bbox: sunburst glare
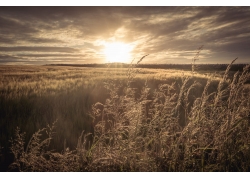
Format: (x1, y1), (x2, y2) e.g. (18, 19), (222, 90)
(103, 42), (133, 63)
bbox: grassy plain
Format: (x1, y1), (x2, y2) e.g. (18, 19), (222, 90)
(0, 62), (250, 171)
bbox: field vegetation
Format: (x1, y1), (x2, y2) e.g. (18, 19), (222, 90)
(0, 58), (250, 171)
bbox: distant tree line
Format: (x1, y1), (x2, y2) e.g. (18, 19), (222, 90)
(46, 63), (249, 72)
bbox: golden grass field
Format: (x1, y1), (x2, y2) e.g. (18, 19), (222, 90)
(0, 62), (250, 171)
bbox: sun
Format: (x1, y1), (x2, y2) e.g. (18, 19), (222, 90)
(103, 42), (133, 63)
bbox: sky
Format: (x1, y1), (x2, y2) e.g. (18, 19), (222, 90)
(0, 5), (250, 65)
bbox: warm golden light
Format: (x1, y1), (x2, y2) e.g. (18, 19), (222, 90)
(103, 42), (133, 63)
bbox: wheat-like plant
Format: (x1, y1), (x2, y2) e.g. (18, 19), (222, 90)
(6, 54), (250, 171)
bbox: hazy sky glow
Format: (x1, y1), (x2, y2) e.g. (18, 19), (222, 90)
(0, 6), (250, 65)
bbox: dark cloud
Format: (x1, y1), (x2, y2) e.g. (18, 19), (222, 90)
(212, 37), (250, 53)
(18, 53), (83, 57)
(215, 7), (250, 24)
(0, 16), (38, 35)
(0, 46), (80, 53)
(0, 54), (24, 60)
(0, 36), (65, 44)
(0, 54), (29, 64)
(25, 37), (64, 43)
(0, 7), (249, 64)
(0, 36), (16, 44)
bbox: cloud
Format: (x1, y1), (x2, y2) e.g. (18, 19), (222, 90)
(0, 46), (80, 53)
(0, 7), (249, 64)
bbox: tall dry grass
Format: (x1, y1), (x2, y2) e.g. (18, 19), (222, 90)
(3, 57), (250, 171)
(80, 57), (249, 171)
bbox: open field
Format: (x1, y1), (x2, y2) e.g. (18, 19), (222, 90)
(0, 62), (250, 171)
